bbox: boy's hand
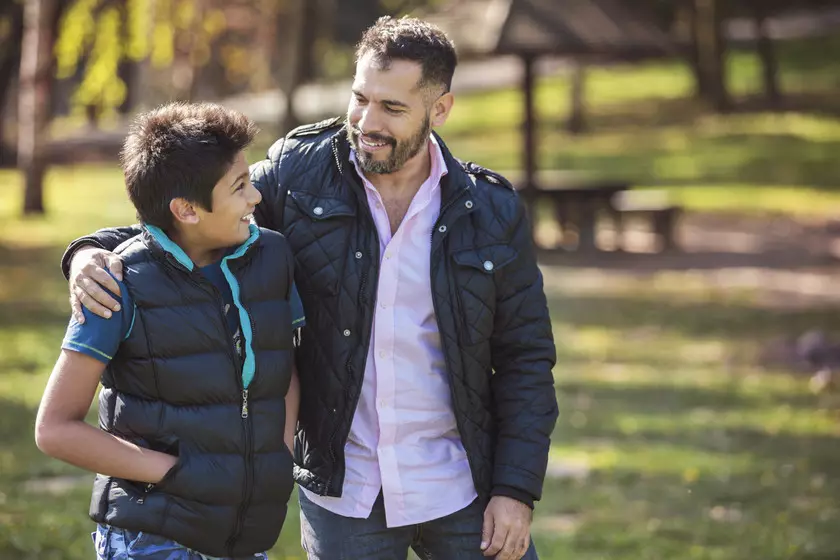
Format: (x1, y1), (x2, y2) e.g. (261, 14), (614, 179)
(70, 247), (124, 323)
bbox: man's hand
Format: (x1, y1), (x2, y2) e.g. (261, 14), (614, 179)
(69, 247), (124, 323)
(481, 496), (532, 560)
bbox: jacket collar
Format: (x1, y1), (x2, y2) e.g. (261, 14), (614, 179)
(330, 127), (472, 208)
(142, 223), (261, 273)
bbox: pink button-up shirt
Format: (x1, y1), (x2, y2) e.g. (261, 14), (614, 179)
(301, 135), (477, 527)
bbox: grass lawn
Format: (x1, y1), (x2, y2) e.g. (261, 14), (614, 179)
(2, 34), (840, 559)
(2, 163), (840, 559)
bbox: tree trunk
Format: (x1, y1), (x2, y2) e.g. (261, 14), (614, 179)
(18, 0), (57, 215)
(276, 0), (310, 133)
(567, 59), (586, 134)
(694, 0), (729, 111)
(0, 2), (25, 165)
(753, 1), (780, 106)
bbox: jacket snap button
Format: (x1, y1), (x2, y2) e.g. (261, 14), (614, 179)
(343, 329), (351, 336)
(313, 206), (324, 216)
(355, 251), (362, 259)
(438, 225), (447, 233)
(465, 200), (473, 209)
(483, 260), (494, 271)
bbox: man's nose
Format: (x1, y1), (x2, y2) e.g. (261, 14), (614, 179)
(357, 106), (380, 134)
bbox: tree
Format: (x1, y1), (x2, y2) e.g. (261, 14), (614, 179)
(18, 0), (59, 214)
(0, 1), (25, 165)
(693, 0), (729, 111)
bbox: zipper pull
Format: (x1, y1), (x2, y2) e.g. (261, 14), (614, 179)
(241, 389), (249, 419)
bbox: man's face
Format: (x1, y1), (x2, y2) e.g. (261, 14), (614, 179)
(193, 151), (262, 248)
(346, 52), (434, 175)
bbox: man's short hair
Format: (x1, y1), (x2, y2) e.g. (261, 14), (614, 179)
(355, 16), (457, 95)
(120, 102), (258, 230)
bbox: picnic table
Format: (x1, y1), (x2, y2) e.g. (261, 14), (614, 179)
(499, 170), (680, 253)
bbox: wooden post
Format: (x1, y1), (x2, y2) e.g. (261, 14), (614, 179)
(752, 1), (780, 106)
(18, 0), (57, 215)
(521, 53), (536, 191)
(567, 58), (586, 134)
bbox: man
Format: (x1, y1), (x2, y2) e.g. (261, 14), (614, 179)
(62, 16), (558, 560)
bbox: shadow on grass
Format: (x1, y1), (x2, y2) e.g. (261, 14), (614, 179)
(557, 382), (817, 415)
(538, 465), (840, 560)
(547, 293), (840, 341)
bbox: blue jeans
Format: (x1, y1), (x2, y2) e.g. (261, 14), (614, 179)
(299, 491), (539, 560)
(91, 524), (269, 560)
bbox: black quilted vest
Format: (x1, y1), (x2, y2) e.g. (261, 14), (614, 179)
(89, 225), (295, 558)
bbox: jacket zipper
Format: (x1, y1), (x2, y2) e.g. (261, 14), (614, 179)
(428, 186), (486, 500)
(324, 146), (381, 495)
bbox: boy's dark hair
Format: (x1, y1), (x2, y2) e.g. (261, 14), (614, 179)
(121, 102), (258, 230)
(355, 16), (457, 95)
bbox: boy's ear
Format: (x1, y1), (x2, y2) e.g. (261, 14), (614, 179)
(170, 198), (199, 225)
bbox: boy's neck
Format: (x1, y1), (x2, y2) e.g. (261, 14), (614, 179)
(167, 229), (222, 268)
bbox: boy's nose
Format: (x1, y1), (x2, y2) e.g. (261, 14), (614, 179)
(247, 183), (262, 206)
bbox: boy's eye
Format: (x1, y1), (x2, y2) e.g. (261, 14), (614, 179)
(235, 183), (245, 191)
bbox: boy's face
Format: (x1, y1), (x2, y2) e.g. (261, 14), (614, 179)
(192, 151), (261, 249)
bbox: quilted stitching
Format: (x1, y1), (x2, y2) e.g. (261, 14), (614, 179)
(254, 124), (558, 504)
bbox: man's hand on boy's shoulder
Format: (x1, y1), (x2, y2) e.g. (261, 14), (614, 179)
(70, 247), (124, 323)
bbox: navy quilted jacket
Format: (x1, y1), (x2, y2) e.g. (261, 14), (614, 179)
(251, 119), (558, 507)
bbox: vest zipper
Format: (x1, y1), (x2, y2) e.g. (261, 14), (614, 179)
(178, 268), (252, 553)
(225, 275), (257, 555)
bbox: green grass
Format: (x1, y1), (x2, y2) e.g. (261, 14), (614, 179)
(4, 34), (840, 559)
(3, 164), (840, 559)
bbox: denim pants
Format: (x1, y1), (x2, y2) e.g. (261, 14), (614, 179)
(299, 491), (539, 560)
(91, 524), (269, 560)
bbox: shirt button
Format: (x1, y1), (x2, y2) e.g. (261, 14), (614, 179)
(384, 253), (392, 260)
(313, 206), (324, 216)
(379, 350), (386, 359)
(355, 251), (363, 259)
(343, 329), (351, 337)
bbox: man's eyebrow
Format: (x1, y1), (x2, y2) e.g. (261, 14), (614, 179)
(352, 89), (409, 109)
(381, 99), (409, 109)
(230, 172), (248, 188)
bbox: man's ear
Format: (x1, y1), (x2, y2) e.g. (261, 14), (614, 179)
(431, 91), (454, 128)
(170, 198), (199, 225)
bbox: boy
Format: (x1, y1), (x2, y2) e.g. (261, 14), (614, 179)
(35, 102), (303, 559)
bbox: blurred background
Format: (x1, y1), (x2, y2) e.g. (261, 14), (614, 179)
(3, 0), (840, 558)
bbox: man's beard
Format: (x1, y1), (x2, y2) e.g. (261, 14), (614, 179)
(347, 113), (432, 175)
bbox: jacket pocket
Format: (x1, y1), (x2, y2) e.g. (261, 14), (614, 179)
(451, 244), (518, 344)
(287, 192), (357, 297)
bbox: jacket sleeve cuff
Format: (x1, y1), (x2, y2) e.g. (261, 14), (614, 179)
(61, 236), (106, 280)
(491, 485), (535, 509)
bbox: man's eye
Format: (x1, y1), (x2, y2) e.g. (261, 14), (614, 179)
(385, 106), (403, 114)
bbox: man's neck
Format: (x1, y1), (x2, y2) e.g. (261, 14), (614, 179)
(363, 139), (432, 198)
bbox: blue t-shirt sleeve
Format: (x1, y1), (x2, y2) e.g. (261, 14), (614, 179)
(61, 279), (134, 364)
(290, 283), (305, 328)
